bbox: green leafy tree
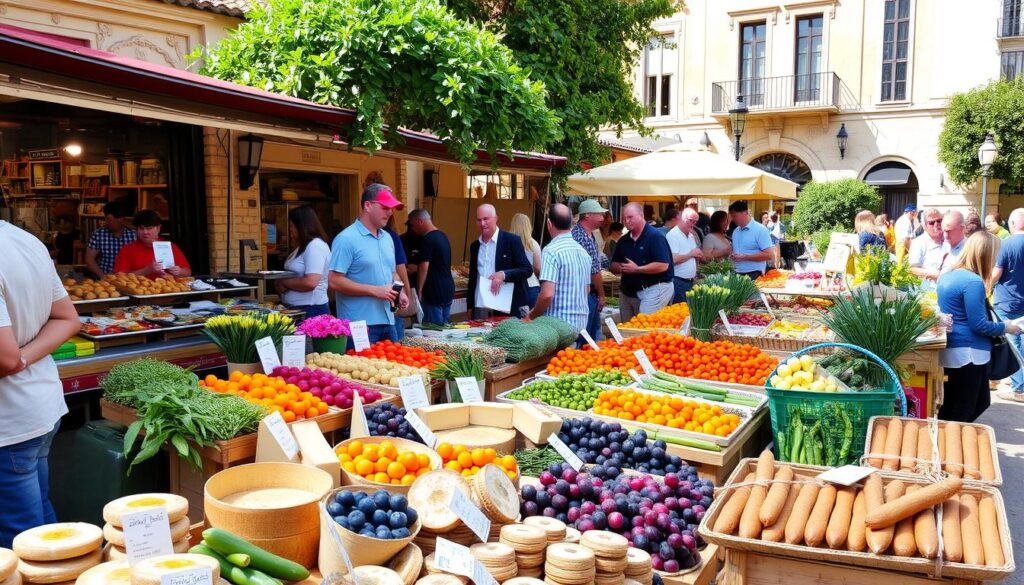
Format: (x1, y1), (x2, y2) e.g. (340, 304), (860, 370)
(938, 79), (1024, 187)
(193, 0), (561, 166)
(444, 0), (677, 181)
(791, 178), (881, 236)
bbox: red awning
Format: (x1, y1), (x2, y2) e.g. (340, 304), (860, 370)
(0, 24), (564, 170)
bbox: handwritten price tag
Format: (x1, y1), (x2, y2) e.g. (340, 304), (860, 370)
(633, 349), (656, 375)
(121, 507), (173, 564)
(281, 335), (306, 367)
(255, 336), (281, 373)
(404, 410), (437, 448)
(398, 375), (430, 410)
(580, 329), (600, 351)
(160, 568), (212, 585)
(263, 411), (299, 460)
(350, 320), (370, 352)
(433, 538), (473, 578)
(455, 377), (483, 403)
(605, 318), (624, 344)
(547, 433), (585, 471)
(449, 488), (491, 543)
(472, 560), (499, 585)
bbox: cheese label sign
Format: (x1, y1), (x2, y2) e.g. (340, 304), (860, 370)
(449, 487), (491, 543)
(399, 375), (430, 410)
(455, 377), (483, 403)
(121, 507), (174, 564)
(160, 568), (212, 585)
(263, 411), (299, 460)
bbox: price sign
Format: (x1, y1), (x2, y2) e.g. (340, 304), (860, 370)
(579, 329), (600, 351)
(718, 310), (735, 335)
(320, 506), (360, 585)
(628, 369), (644, 385)
(605, 318), (624, 344)
(281, 335), (306, 367)
(404, 410), (437, 448)
(449, 487), (491, 543)
(455, 377), (483, 403)
(255, 336), (281, 373)
(759, 293), (776, 319)
(633, 349), (656, 375)
(679, 317), (691, 336)
(262, 411), (299, 460)
(350, 320), (370, 352)
(472, 560), (500, 585)
(160, 568), (212, 585)
(547, 433), (585, 471)
(398, 375), (430, 410)
(433, 538), (474, 578)
(121, 507), (173, 564)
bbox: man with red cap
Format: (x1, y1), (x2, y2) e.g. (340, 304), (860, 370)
(329, 183), (409, 345)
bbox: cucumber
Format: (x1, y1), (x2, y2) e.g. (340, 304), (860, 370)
(203, 528), (310, 581)
(190, 544), (281, 585)
(227, 554), (251, 568)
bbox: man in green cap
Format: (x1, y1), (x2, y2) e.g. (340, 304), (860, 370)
(572, 199), (609, 343)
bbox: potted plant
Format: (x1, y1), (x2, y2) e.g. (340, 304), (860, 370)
(297, 314), (352, 354)
(430, 349), (485, 403)
(202, 311), (296, 373)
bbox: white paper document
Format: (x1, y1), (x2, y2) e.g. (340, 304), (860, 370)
(153, 241), (175, 268)
(478, 276), (513, 313)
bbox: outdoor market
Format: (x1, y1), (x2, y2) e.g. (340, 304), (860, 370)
(0, 3), (1021, 585)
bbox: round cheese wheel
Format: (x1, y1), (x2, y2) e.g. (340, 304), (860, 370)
(471, 465), (519, 524)
(17, 548), (102, 584)
(13, 524), (103, 562)
(102, 518), (190, 547)
(340, 567), (402, 585)
(0, 548), (17, 580)
(129, 555), (219, 585)
(432, 427), (515, 454)
(104, 539), (190, 563)
(0, 570), (21, 585)
(103, 495), (188, 528)
(408, 471), (471, 533)
(76, 561), (131, 585)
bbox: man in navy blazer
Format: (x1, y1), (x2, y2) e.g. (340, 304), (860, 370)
(468, 204), (533, 317)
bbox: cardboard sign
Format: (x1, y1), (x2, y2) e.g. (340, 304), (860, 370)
(633, 349), (656, 375)
(282, 335), (306, 367)
(262, 411), (299, 460)
(605, 318), (624, 344)
(580, 329), (600, 351)
(455, 377), (483, 403)
(152, 241), (175, 268)
(718, 310), (734, 335)
(350, 320), (371, 352)
(398, 375), (430, 410)
(121, 507), (173, 564)
(255, 336), (281, 373)
(404, 410), (437, 448)
(160, 568), (212, 585)
(547, 433), (585, 471)
(449, 488), (491, 543)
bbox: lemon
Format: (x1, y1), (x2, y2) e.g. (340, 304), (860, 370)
(786, 357), (802, 371)
(799, 355), (816, 370)
(777, 364), (792, 377)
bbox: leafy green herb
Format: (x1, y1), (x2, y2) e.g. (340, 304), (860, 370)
(101, 359), (198, 408)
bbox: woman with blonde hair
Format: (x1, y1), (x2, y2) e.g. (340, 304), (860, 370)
(509, 213), (542, 307)
(855, 210), (886, 251)
(937, 232), (1021, 421)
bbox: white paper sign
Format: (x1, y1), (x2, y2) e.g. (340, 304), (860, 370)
(478, 276), (514, 313)
(404, 410), (437, 448)
(320, 506), (360, 585)
(121, 507), (174, 564)
(433, 538), (474, 577)
(455, 377), (483, 403)
(350, 320), (371, 352)
(605, 318), (624, 344)
(399, 375), (430, 410)
(152, 241), (175, 268)
(262, 411), (299, 459)
(282, 335), (306, 367)
(759, 293), (776, 318)
(628, 369), (644, 385)
(449, 487), (491, 543)
(547, 433), (585, 471)
(680, 317), (691, 336)
(580, 329), (600, 351)
(255, 336), (281, 373)
(718, 310), (735, 335)
(816, 465), (877, 487)
(160, 567), (212, 585)
(633, 349), (656, 375)
(472, 560), (500, 585)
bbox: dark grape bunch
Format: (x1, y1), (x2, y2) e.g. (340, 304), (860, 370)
(362, 403), (423, 443)
(559, 419), (686, 475)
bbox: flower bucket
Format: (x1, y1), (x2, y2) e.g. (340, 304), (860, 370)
(312, 335), (348, 355)
(227, 362), (262, 375)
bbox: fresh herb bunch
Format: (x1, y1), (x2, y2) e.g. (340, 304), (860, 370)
(685, 284), (732, 341)
(698, 259), (734, 277)
(702, 273), (760, 313)
(819, 288), (936, 384)
(101, 359), (198, 408)
(513, 445), (567, 476)
(430, 349), (485, 381)
(202, 311), (295, 363)
(852, 246), (921, 290)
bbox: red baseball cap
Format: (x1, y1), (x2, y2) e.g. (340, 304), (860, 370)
(361, 184), (404, 210)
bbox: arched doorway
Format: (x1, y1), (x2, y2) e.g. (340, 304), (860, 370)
(748, 153), (813, 189)
(862, 161), (918, 220)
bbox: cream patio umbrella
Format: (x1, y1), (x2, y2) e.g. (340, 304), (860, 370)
(566, 142), (798, 201)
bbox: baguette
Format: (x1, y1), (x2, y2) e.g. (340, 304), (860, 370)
(945, 422), (963, 478)
(712, 472), (756, 534)
(865, 477), (963, 529)
(961, 425), (981, 480)
(762, 485), (800, 542)
(913, 486), (939, 558)
(941, 498), (962, 562)
(825, 487), (855, 549)
(892, 485), (918, 557)
(804, 484), (837, 547)
(899, 421), (918, 471)
(864, 474), (894, 554)
(979, 496), (1005, 567)
(846, 489), (867, 552)
(960, 494), (984, 566)
(882, 418), (904, 471)
(977, 430), (996, 481)
(917, 426), (934, 472)
(867, 422), (887, 468)
(759, 465), (793, 526)
(739, 452), (775, 538)
(784, 483), (820, 545)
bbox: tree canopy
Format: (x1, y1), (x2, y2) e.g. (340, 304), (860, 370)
(938, 79), (1024, 187)
(194, 0), (561, 166)
(790, 178), (881, 237)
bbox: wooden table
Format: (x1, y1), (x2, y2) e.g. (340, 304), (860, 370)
(58, 337), (226, 394)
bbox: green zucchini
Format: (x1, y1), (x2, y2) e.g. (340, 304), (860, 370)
(189, 544), (281, 585)
(202, 528), (310, 581)
(227, 554), (251, 568)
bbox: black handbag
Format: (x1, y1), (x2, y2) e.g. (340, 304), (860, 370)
(987, 302), (1023, 380)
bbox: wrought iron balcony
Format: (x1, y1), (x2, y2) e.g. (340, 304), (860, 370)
(711, 72), (842, 116)
(998, 16), (1024, 38)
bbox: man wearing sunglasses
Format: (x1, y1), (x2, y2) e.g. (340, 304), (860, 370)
(908, 208), (946, 282)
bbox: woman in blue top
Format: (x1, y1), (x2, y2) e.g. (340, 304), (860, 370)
(855, 210), (887, 251)
(936, 232), (1021, 422)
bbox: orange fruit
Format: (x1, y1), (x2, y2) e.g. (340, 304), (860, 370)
(457, 452), (473, 469)
(417, 453), (431, 469)
(500, 455), (517, 470)
(387, 461), (406, 479)
(470, 449), (487, 467)
(401, 474), (416, 485)
(373, 472), (390, 484)
(375, 457), (392, 473)
(483, 448), (497, 463)
(205, 374), (218, 386)
(399, 452), (419, 472)
(380, 442), (398, 460)
(445, 461), (462, 472)
(355, 459), (374, 475)
(282, 410), (296, 423)
(436, 443), (454, 461)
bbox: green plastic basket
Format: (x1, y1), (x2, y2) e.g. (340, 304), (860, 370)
(765, 342), (906, 466)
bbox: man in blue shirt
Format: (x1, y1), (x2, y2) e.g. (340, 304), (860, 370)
(992, 208), (1024, 403)
(571, 199), (608, 342)
(328, 184), (409, 345)
(728, 200), (774, 278)
(528, 204), (591, 333)
(610, 202), (673, 323)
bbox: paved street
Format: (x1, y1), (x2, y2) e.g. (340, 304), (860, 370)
(975, 393), (1023, 585)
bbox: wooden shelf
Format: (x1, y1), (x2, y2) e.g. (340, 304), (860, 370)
(109, 184), (167, 189)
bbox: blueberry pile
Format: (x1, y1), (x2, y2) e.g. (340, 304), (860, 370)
(362, 403), (423, 443)
(327, 490), (418, 540)
(559, 419), (686, 475)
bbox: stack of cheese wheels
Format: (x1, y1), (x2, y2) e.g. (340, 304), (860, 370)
(469, 543), (516, 582)
(522, 517), (567, 543)
(419, 555), (467, 584)
(499, 525), (546, 579)
(101, 494), (190, 561)
(0, 548), (20, 585)
(622, 549), (653, 585)
(414, 576), (467, 585)
(579, 531), (629, 585)
(562, 528), (581, 544)
(338, 566), (404, 585)
(408, 471), (476, 554)
(502, 579), (544, 585)
(543, 543), (595, 585)
(387, 543), (423, 585)
(13, 523), (103, 585)
(129, 554), (219, 585)
(415, 404), (517, 454)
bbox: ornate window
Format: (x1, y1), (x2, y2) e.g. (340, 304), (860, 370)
(748, 153), (813, 188)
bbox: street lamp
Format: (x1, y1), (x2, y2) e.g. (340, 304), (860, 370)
(729, 95), (748, 161)
(836, 123), (848, 159)
(978, 132), (998, 214)
(237, 133), (264, 191)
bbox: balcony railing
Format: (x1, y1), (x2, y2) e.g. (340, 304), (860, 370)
(998, 16), (1024, 38)
(711, 72), (841, 115)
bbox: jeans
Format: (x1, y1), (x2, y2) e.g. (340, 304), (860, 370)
(0, 423), (59, 547)
(394, 315), (406, 341)
(672, 277), (694, 305)
(527, 286), (541, 309)
(994, 306), (1024, 393)
(289, 303), (331, 319)
(576, 293), (603, 347)
(345, 324), (397, 350)
(421, 302), (452, 326)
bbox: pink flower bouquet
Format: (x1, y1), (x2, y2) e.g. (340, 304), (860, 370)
(297, 315), (351, 339)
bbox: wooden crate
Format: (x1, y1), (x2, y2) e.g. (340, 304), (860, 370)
(660, 543), (719, 585)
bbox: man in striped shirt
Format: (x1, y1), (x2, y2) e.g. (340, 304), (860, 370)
(528, 204), (591, 334)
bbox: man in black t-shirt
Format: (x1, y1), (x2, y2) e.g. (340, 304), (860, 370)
(408, 209), (455, 325)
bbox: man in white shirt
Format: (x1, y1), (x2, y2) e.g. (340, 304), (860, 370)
(666, 208), (704, 304)
(894, 205), (917, 257)
(0, 221), (82, 546)
(908, 208), (946, 281)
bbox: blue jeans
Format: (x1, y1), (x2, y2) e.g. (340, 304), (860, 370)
(290, 303), (331, 319)
(345, 324), (397, 350)
(394, 315), (405, 341)
(576, 293), (602, 347)
(672, 277), (694, 305)
(0, 423), (59, 547)
(527, 286), (541, 309)
(995, 307), (1024, 393)
(421, 302), (452, 326)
